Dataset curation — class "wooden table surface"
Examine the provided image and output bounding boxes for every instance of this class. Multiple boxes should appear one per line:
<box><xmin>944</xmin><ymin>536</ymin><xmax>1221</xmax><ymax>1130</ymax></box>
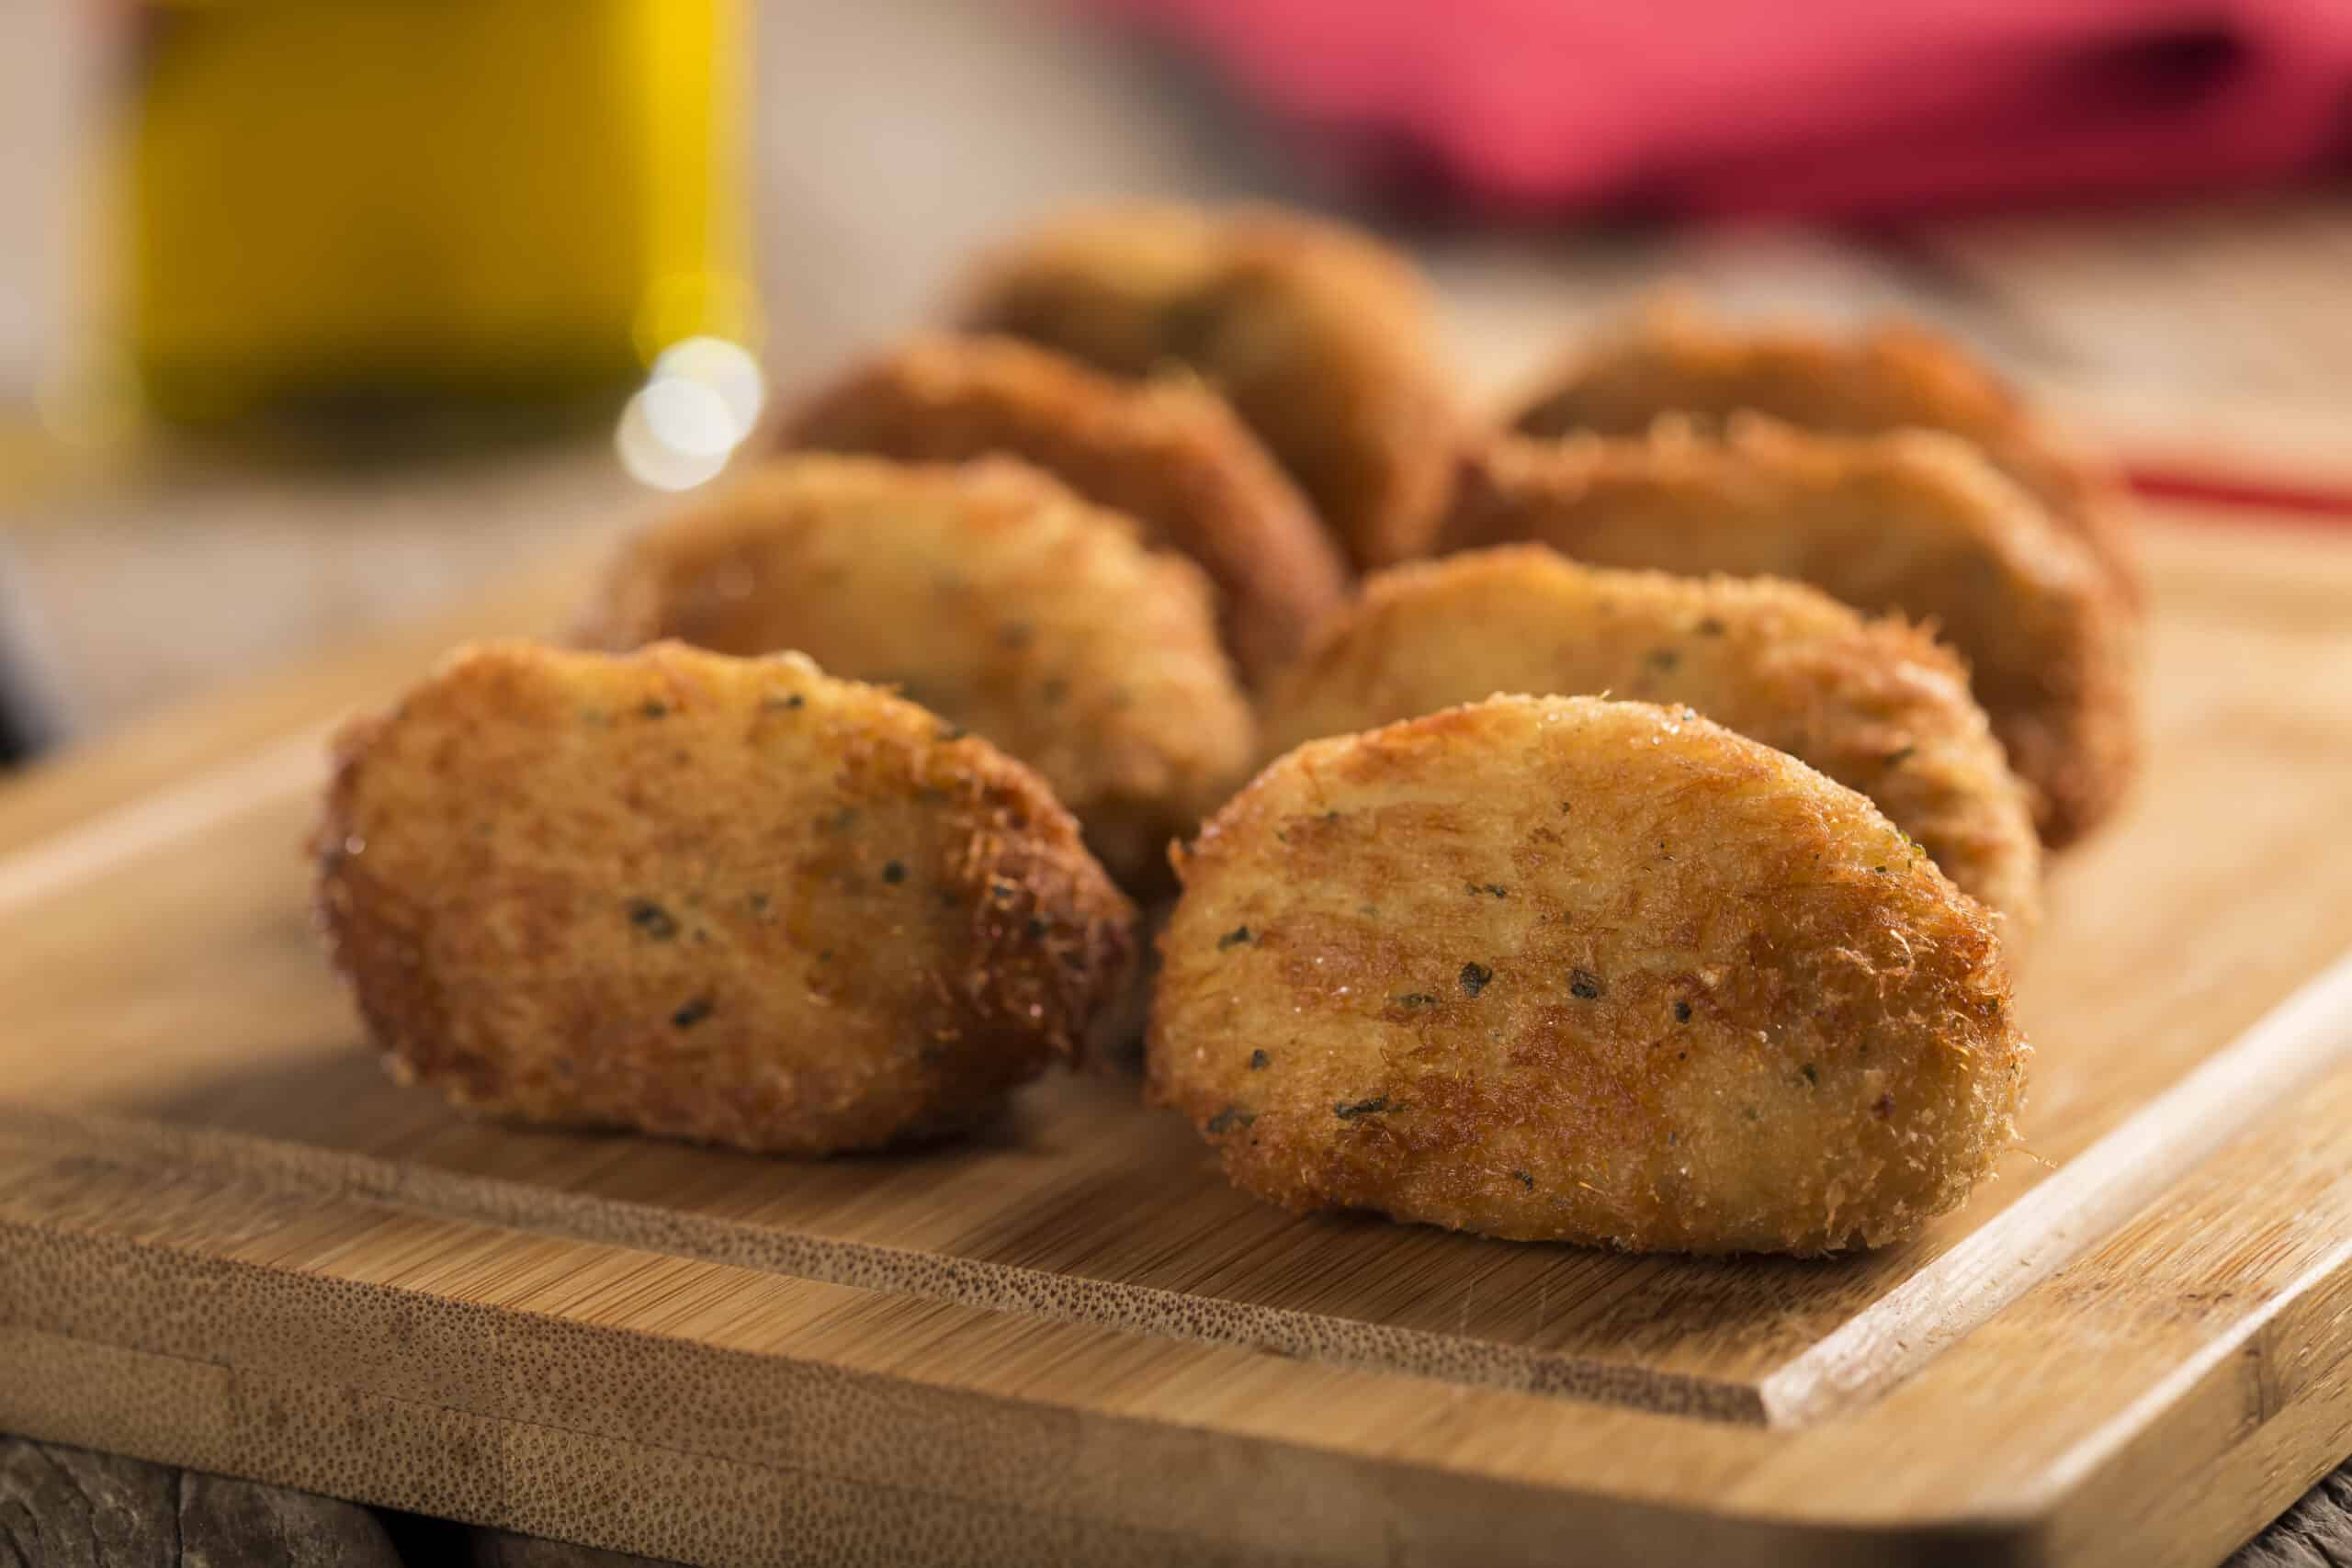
<box><xmin>1</xmin><ymin>2</ymin><xmax>2349</xmax><ymax>1564</ymax></box>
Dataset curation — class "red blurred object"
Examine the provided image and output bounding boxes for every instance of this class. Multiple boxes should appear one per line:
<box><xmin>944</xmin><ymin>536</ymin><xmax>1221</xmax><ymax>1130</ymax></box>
<box><xmin>1100</xmin><ymin>0</ymin><xmax>2352</xmax><ymax>217</ymax></box>
<box><xmin>2124</xmin><ymin>465</ymin><xmax>2352</xmax><ymax>524</ymax></box>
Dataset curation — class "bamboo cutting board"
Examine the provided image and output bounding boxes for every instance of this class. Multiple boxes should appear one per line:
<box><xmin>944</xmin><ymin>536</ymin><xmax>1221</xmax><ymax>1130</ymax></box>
<box><xmin>2</xmin><ymin>505</ymin><xmax>2351</xmax><ymax>1568</ymax></box>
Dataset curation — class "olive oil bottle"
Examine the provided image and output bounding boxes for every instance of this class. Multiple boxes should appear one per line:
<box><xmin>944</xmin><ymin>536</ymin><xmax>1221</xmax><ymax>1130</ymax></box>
<box><xmin>120</xmin><ymin>0</ymin><xmax>754</xmax><ymax>428</ymax></box>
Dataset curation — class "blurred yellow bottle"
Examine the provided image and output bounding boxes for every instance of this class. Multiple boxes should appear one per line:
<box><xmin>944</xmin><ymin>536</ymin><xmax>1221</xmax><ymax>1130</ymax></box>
<box><xmin>121</xmin><ymin>0</ymin><xmax>753</xmax><ymax>427</ymax></box>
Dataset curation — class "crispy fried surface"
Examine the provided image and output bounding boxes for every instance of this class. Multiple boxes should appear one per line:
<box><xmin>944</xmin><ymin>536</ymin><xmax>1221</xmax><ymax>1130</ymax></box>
<box><xmin>572</xmin><ymin>454</ymin><xmax>1254</xmax><ymax>891</ymax></box>
<box><xmin>1261</xmin><ymin>547</ymin><xmax>2042</xmax><ymax>940</ymax></box>
<box><xmin>1150</xmin><ymin>695</ymin><xmax>2025</xmax><ymax>1254</ymax></box>
<box><xmin>314</xmin><ymin>640</ymin><xmax>1137</xmax><ymax>1155</ymax></box>
<box><xmin>1447</xmin><ymin>421</ymin><xmax>2139</xmax><ymax>846</ymax></box>
<box><xmin>1508</xmin><ymin>299</ymin><xmax>2143</xmax><ymax>605</ymax></box>
<box><xmin>955</xmin><ymin>204</ymin><xmax>1457</xmax><ymax>572</ymax></box>
<box><xmin>773</xmin><ymin>336</ymin><xmax>1347</xmax><ymax>683</ymax></box>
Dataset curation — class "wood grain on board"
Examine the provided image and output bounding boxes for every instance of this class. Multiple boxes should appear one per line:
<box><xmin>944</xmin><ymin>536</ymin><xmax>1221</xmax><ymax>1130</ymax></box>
<box><xmin>0</xmin><ymin>511</ymin><xmax>2349</xmax><ymax>1566</ymax></box>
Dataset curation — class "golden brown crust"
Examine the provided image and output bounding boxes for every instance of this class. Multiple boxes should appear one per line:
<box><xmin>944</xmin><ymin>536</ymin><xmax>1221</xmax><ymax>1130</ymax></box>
<box><xmin>1446</xmin><ymin>420</ymin><xmax>2139</xmax><ymax>846</ymax></box>
<box><xmin>1506</xmin><ymin>297</ymin><xmax>2144</xmax><ymax>606</ymax></box>
<box><xmin>1261</xmin><ymin>547</ymin><xmax>2042</xmax><ymax>942</ymax></box>
<box><xmin>571</xmin><ymin>453</ymin><xmax>1254</xmax><ymax>892</ymax></box>
<box><xmin>1150</xmin><ymin>695</ymin><xmax>2026</xmax><ymax>1254</ymax></box>
<box><xmin>314</xmin><ymin>640</ymin><xmax>1137</xmax><ymax>1155</ymax></box>
<box><xmin>770</xmin><ymin>335</ymin><xmax>1347</xmax><ymax>682</ymax></box>
<box><xmin>955</xmin><ymin>203</ymin><xmax>1458</xmax><ymax>572</ymax></box>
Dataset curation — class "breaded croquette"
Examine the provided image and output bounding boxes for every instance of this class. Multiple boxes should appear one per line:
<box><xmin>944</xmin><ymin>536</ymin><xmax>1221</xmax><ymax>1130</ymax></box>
<box><xmin>771</xmin><ymin>334</ymin><xmax>1346</xmax><ymax>682</ymax></box>
<box><xmin>1446</xmin><ymin>420</ymin><xmax>2138</xmax><ymax>846</ymax></box>
<box><xmin>956</xmin><ymin>204</ymin><xmax>1457</xmax><ymax>571</ymax></box>
<box><xmin>1260</xmin><ymin>547</ymin><xmax>2041</xmax><ymax>939</ymax></box>
<box><xmin>1507</xmin><ymin>299</ymin><xmax>2143</xmax><ymax>604</ymax></box>
<box><xmin>314</xmin><ymin>640</ymin><xmax>1136</xmax><ymax>1154</ymax></box>
<box><xmin>572</xmin><ymin>454</ymin><xmax>1255</xmax><ymax>891</ymax></box>
<box><xmin>1150</xmin><ymin>694</ymin><xmax>2026</xmax><ymax>1254</ymax></box>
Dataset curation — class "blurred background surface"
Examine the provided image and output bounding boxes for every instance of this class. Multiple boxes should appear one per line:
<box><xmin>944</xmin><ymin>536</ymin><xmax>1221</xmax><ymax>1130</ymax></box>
<box><xmin>0</xmin><ymin>0</ymin><xmax>2347</xmax><ymax>757</ymax></box>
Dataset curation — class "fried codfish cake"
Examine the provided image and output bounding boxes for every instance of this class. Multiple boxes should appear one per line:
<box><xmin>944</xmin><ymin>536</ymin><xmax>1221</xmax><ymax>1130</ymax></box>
<box><xmin>770</xmin><ymin>334</ymin><xmax>1346</xmax><ymax>682</ymax></box>
<box><xmin>1261</xmin><ymin>547</ymin><xmax>2042</xmax><ymax>940</ymax></box>
<box><xmin>955</xmin><ymin>203</ymin><xmax>1457</xmax><ymax>571</ymax></box>
<box><xmin>572</xmin><ymin>454</ymin><xmax>1253</xmax><ymax>892</ymax></box>
<box><xmin>314</xmin><ymin>640</ymin><xmax>1136</xmax><ymax>1155</ymax></box>
<box><xmin>1150</xmin><ymin>695</ymin><xmax>2026</xmax><ymax>1254</ymax></box>
<box><xmin>1507</xmin><ymin>298</ymin><xmax>2143</xmax><ymax>605</ymax></box>
<box><xmin>1447</xmin><ymin>420</ymin><xmax>2138</xmax><ymax>847</ymax></box>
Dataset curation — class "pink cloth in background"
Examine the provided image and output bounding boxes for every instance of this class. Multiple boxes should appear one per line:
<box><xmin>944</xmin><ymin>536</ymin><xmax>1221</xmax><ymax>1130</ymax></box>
<box><xmin>1099</xmin><ymin>0</ymin><xmax>2352</xmax><ymax>216</ymax></box>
